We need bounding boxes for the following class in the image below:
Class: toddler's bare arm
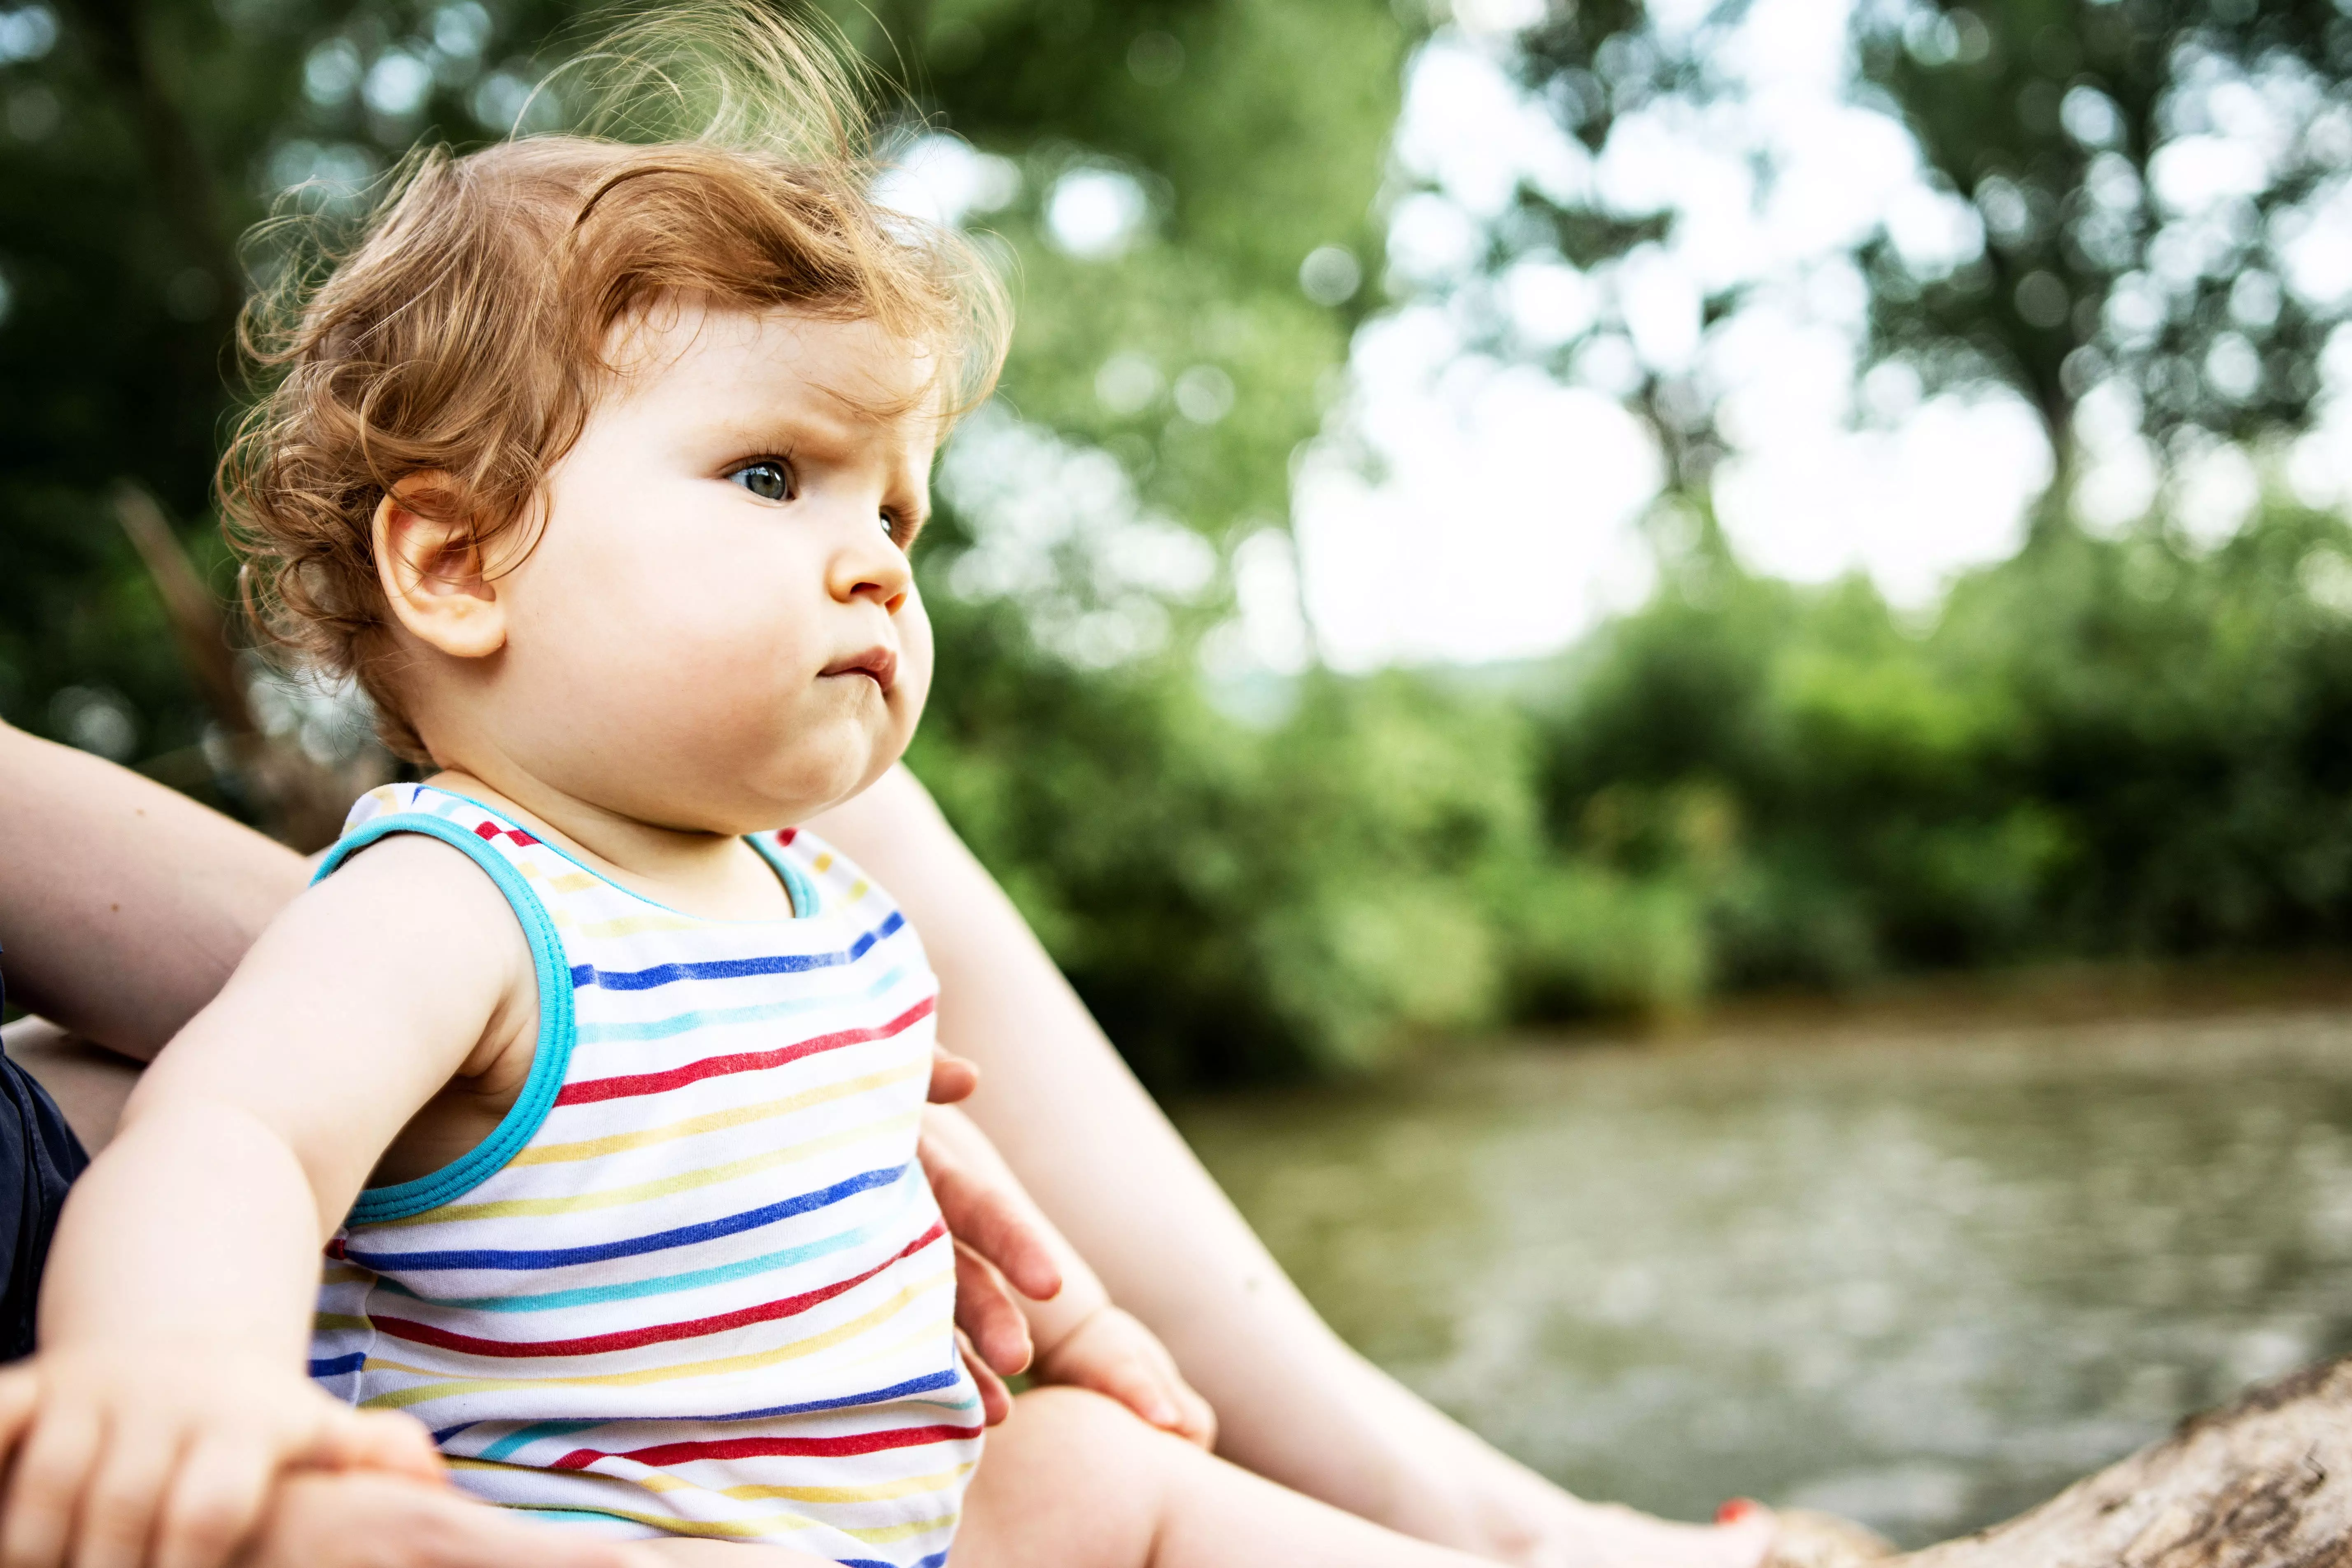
[0,834,536,1568]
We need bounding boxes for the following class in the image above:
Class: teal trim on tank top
[748,833,818,918]
[413,786,814,923]
[312,813,578,1226]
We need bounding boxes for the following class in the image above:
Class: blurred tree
[0,0,1406,780]
[1856,0,2352,463]
[1499,0,1729,488]
[0,0,1421,1074]
[0,0,574,785]
[30,0,2352,1083]
[1500,0,2352,478]
[1531,497,2352,993]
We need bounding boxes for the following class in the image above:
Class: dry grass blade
[112,482,381,850]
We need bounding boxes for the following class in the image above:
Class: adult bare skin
[0,718,1769,1568]
[0,722,303,1056]
[815,769,1769,1568]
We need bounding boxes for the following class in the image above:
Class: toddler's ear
[373,476,506,660]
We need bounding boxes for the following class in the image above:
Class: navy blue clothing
[0,960,91,1360]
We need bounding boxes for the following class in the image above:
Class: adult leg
[0,1016,90,1361]
[953,1388,1495,1568]
[1,1020,138,1156]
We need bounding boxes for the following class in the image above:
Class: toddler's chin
[735,743,907,826]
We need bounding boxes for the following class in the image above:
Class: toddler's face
[474,300,940,834]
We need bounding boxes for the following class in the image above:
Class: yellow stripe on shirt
[381,1111,919,1225]
[356,1270,951,1407]
[509,1064,923,1168]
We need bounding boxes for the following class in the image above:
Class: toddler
[0,12,1516,1568]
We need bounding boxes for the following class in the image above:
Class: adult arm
[808,767,1769,1568]
[0,719,304,1060]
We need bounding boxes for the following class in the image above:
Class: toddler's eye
[729,460,794,502]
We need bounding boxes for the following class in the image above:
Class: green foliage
[908,601,1550,1079]
[915,498,2352,1086]
[1541,500,2352,996]
[1503,0,2352,477]
[0,0,1404,755]
[24,0,2352,1088]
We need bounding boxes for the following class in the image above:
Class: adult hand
[924,1044,981,1108]
[916,1085,1063,1426]
[922,1046,1063,1367]
[228,1471,664,1568]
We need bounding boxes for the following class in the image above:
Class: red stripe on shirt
[366,1223,945,1359]
[554,996,936,1106]
[555,1422,981,1470]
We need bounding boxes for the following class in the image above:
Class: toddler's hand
[0,1343,442,1568]
[1030,1305,1216,1449]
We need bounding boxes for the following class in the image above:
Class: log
[1767,1358,2352,1568]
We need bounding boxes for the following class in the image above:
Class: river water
[1173,1007,2352,1547]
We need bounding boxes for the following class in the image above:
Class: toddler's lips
[821,646,898,692]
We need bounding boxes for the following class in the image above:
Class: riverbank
[1173,992,2352,1545]
[1507,953,2352,1055]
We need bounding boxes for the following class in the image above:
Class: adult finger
[922,1156,1059,1303]
[954,1332,1011,1428]
[925,1048,979,1105]
[153,1434,276,1568]
[68,1419,181,1568]
[0,1401,104,1568]
[951,1241,1030,1377]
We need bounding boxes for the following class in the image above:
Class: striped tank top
[309,783,980,1567]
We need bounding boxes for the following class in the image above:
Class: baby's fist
[1030,1306,1215,1449]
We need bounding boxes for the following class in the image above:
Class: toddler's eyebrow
[714,398,892,455]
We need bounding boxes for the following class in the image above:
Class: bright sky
[893,0,2352,676]
[1286,0,2057,670]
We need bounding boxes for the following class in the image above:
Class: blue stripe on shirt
[340,1164,906,1272]
[570,913,902,991]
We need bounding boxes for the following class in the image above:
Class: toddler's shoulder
[299,785,541,968]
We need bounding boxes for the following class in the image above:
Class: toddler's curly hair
[220,4,1009,762]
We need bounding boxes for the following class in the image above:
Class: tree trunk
[1770,1358,2352,1568]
